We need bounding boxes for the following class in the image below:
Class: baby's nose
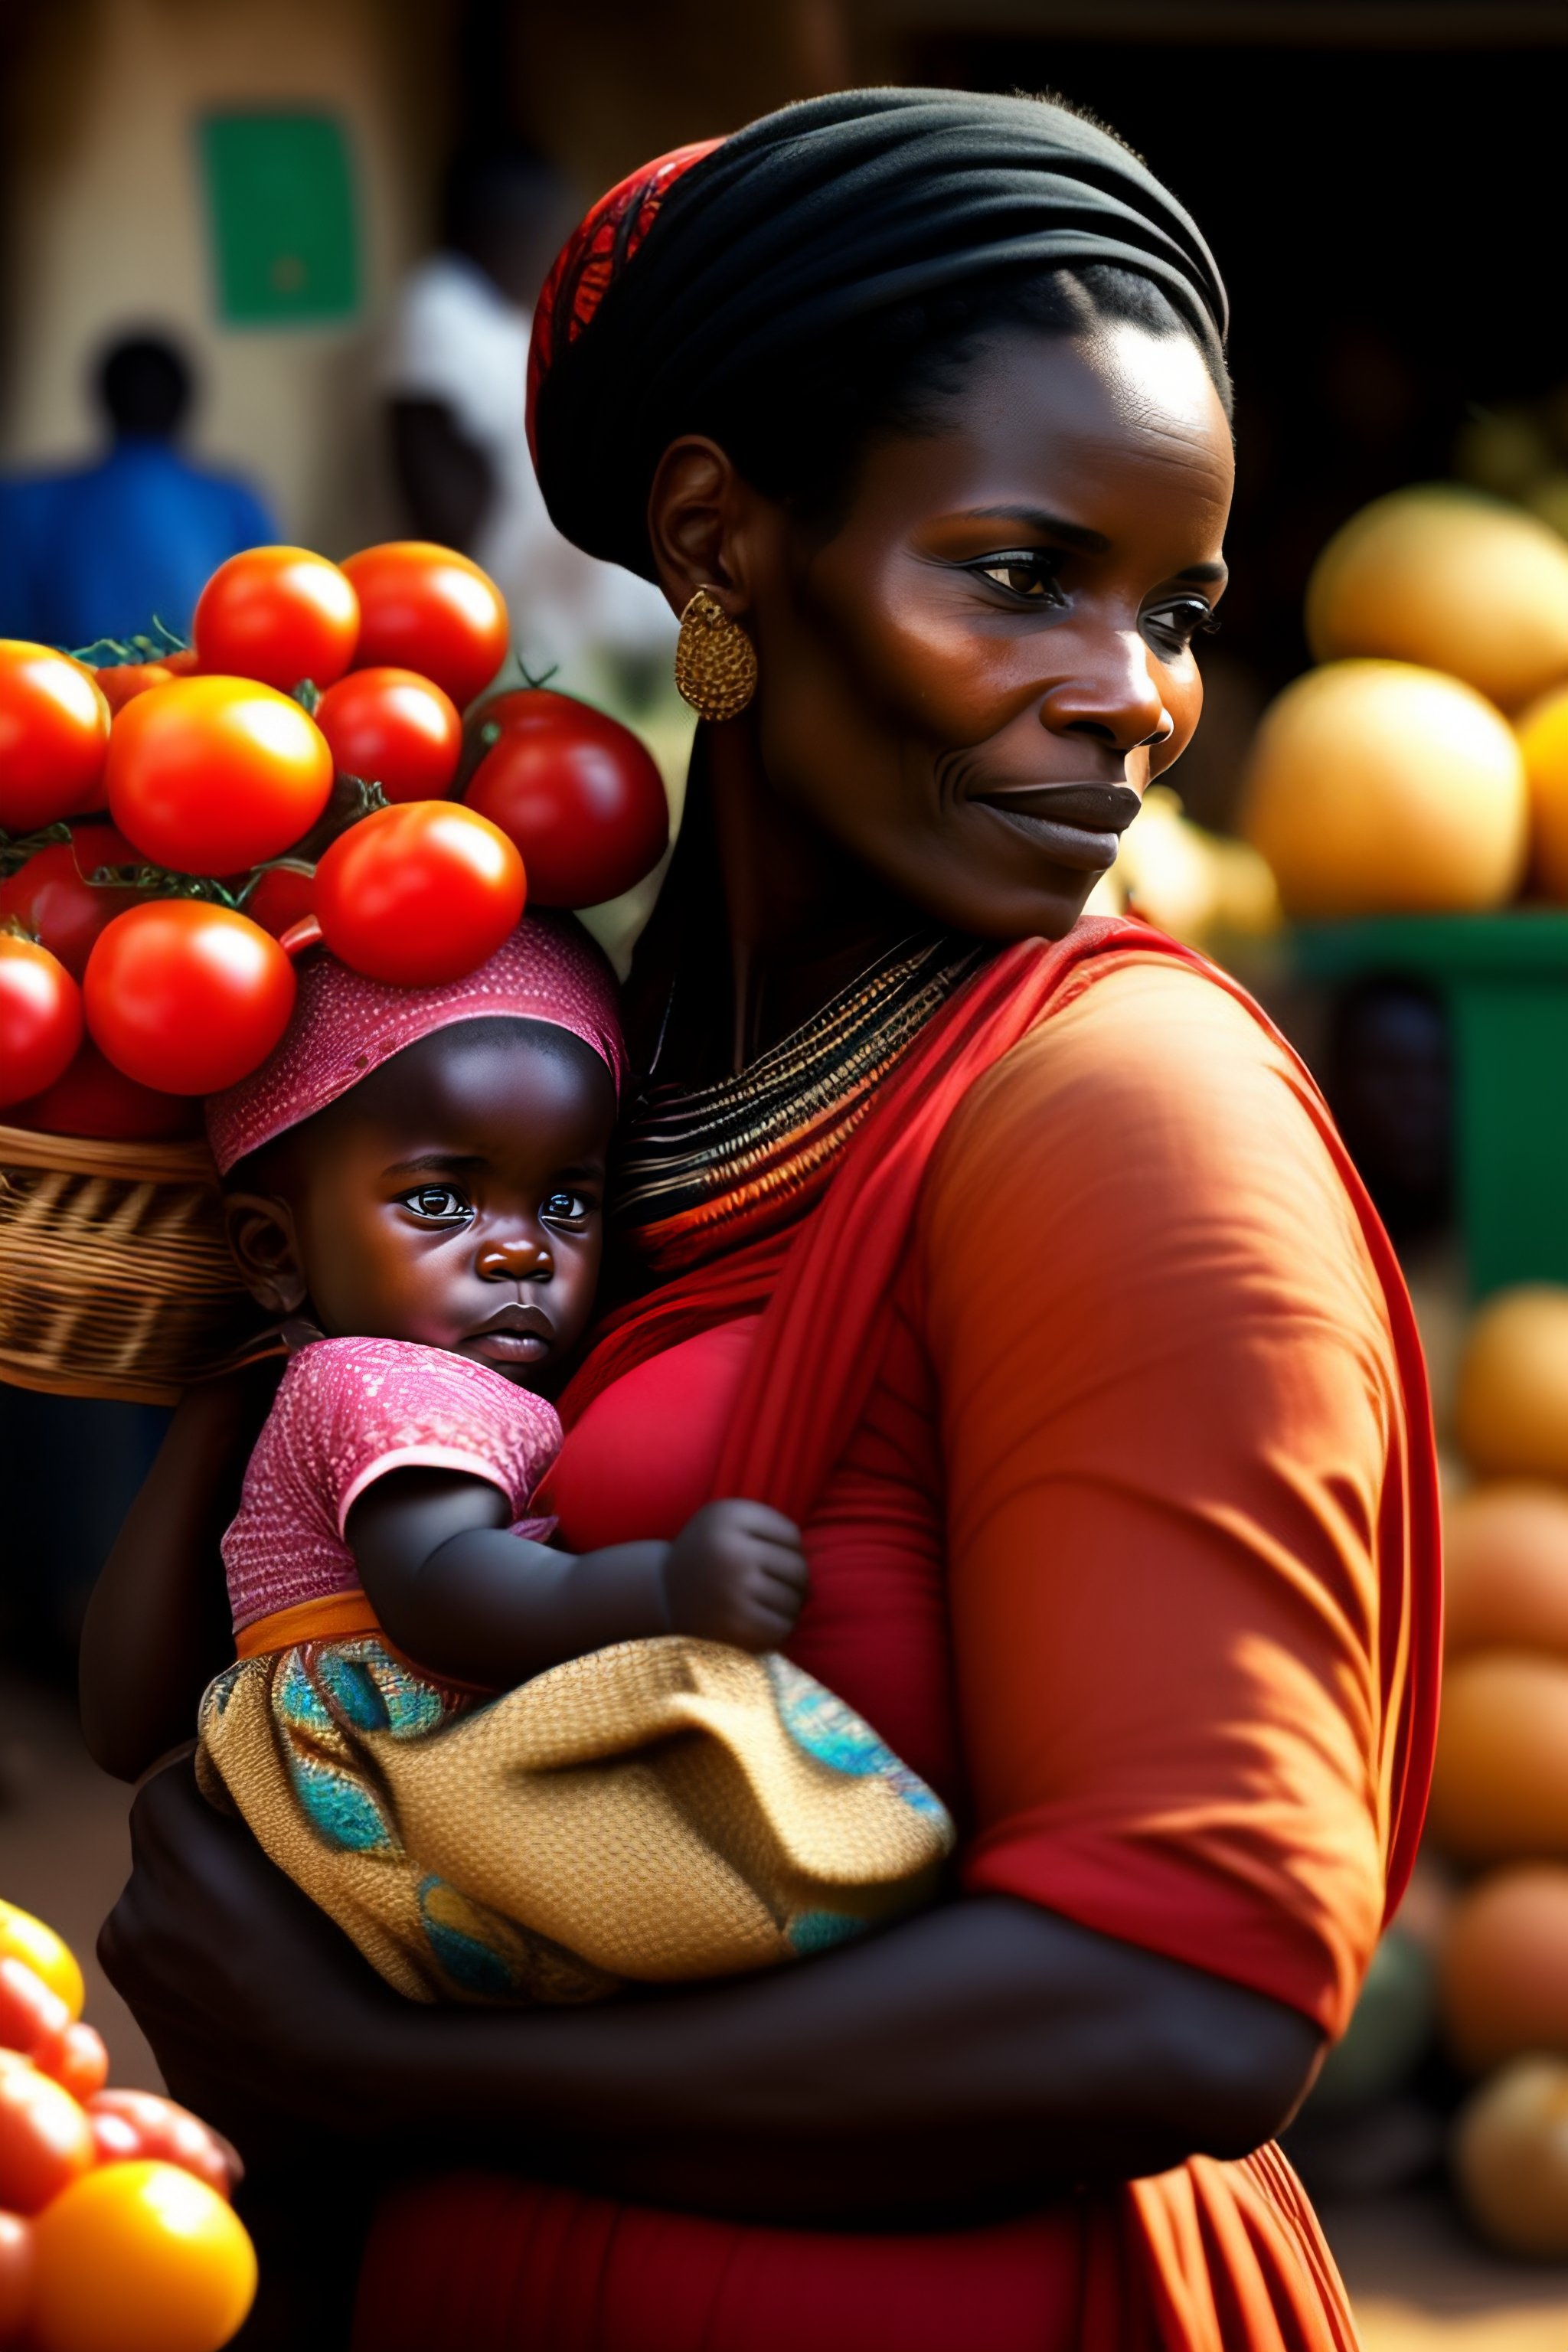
[475,1234,552,1280]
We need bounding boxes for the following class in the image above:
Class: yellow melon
[1240,660,1527,918]
[1427,1651,1568,1862]
[1306,485,1568,710]
[1453,2057,1568,2256]
[1441,1864,1568,2073]
[1517,681,1568,898]
[1455,1287,1568,1481]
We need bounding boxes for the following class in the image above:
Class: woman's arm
[80,1367,279,1782]
[103,1759,1321,2226]
[349,1468,808,1684]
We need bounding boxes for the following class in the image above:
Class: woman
[88,90,1439,2352]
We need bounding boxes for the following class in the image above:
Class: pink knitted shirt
[222,1337,561,1635]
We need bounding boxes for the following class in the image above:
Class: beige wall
[0,0,448,554]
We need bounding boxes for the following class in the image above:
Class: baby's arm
[346,1469,808,1688]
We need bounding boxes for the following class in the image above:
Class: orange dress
[356,936,1438,2352]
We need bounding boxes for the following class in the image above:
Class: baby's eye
[541,1190,593,1223]
[400,1185,471,1224]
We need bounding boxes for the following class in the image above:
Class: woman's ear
[222,1192,309,1315]
[645,434,760,620]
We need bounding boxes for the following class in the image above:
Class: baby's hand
[661,1500,808,1651]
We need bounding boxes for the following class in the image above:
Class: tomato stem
[67,616,189,668]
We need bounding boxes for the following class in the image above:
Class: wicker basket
[0,1123,270,1406]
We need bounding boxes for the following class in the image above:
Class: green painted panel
[1295,915,1568,1296]
[201,112,360,327]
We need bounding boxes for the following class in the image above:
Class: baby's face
[262,1021,616,1390]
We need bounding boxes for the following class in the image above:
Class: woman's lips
[970,782,1143,872]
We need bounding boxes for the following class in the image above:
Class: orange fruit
[1305,484,1568,710]
[0,1903,83,2022]
[1240,660,1527,919]
[1453,2057,1568,2257]
[1455,1286,1568,1481]
[1440,1864,1568,2072]
[1427,1650,1568,1862]
[1444,1482,1568,1661]
[31,2161,256,2352]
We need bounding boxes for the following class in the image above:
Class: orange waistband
[234,1590,384,1658]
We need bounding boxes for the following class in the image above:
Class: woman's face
[688,322,1233,942]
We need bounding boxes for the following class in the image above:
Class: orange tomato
[31,2161,256,2352]
[106,677,334,876]
[0,1904,83,2021]
[0,2210,34,2344]
[93,663,175,714]
[0,644,110,830]
[0,2061,93,2214]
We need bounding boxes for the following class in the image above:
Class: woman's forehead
[841,326,1233,552]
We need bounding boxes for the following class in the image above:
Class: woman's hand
[103,1758,1325,2227]
[99,1759,401,2145]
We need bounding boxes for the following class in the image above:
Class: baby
[198,916,950,2003]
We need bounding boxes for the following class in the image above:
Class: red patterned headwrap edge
[526,139,724,470]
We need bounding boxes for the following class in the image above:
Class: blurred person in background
[0,331,277,648]
[383,145,678,713]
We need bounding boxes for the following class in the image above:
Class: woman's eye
[401,1186,470,1223]
[973,555,1065,603]
[1145,597,1220,653]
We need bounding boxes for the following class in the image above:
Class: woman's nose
[475,1234,553,1282]
[1038,632,1171,757]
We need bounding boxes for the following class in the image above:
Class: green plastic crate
[1295,911,1568,1296]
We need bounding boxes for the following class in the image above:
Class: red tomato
[315,667,462,802]
[87,2093,239,2201]
[243,863,315,939]
[158,649,201,676]
[465,689,668,906]
[0,2061,93,2215]
[0,938,83,1109]
[193,546,359,693]
[93,663,174,714]
[0,825,141,979]
[0,645,110,831]
[7,1038,198,1141]
[84,902,296,1095]
[41,2027,107,2107]
[106,678,333,875]
[0,1962,70,2075]
[0,2209,33,2343]
[315,802,524,984]
[342,543,508,709]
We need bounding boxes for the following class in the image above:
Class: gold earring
[674,588,758,723]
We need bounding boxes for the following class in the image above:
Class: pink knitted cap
[205,913,629,1177]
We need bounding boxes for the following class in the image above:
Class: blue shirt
[0,436,278,651]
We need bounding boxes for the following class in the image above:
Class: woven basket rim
[0,1122,219,1185]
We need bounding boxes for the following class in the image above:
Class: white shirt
[381,255,676,691]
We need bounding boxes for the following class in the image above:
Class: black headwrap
[528,87,1227,577]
